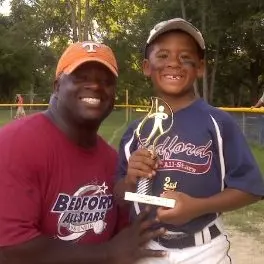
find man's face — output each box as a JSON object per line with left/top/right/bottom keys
{"left": 54, "top": 62, "right": 116, "bottom": 125}
{"left": 143, "top": 31, "right": 204, "bottom": 97}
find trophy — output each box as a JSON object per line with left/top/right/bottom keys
{"left": 124, "top": 97, "right": 176, "bottom": 208}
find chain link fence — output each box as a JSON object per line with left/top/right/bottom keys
{"left": 221, "top": 108, "right": 264, "bottom": 146}
{"left": 0, "top": 104, "right": 264, "bottom": 147}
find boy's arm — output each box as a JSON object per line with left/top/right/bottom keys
{"left": 113, "top": 124, "right": 138, "bottom": 204}
{"left": 157, "top": 113, "right": 264, "bottom": 225}
{"left": 114, "top": 178, "right": 137, "bottom": 205}
{"left": 114, "top": 121, "right": 160, "bottom": 206}
{"left": 157, "top": 189, "right": 260, "bottom": 226}
{"left": 114, "top": 149, "right": 158, "bottom": 206}
{"left": 196, "top": 188, "right": 260, "bottom": 214}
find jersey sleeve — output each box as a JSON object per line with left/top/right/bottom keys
{"left": 115, "top": 121, "right": 139, "bottom": 182}
{"left": 222, "top": 114, "right": 264, "bottom": 196}
{"left": 0, "top": 129, "right": 42, "bottom": 247}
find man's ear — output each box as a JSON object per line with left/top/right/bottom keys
{"left": 142, "top": 59, "right": 151, "bottom": 77}
{"left": 53, "top": 77, "right": 61, "bottom": 98}
{"left": 197, "top": 59, "right": 205, "bottom": 78}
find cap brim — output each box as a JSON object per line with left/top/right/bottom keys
{"left": 147, "top": 20, "right": 205, "bottom": 51}
{"left": 63, "top": 57, "right": 118, "bottom": 77}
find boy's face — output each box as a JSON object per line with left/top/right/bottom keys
{"left": 143, "top": 31, "right": 204, "bottom": 97}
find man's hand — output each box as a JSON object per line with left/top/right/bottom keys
{"left": 108, "top": 208, "right": 166, "bottom": 264}
{"left": 125, "top": 149, "right": 160, "bottom": 187}
{"left": 156, "top": 191, "right": 203, "bottom": 226}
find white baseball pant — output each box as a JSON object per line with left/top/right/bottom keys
{"left": 137, "top": 219, "right": 232, "bottom": 264}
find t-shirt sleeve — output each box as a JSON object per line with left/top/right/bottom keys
{"left": 115, "top": 122, "right": 139, "bottom": 182}
{"left": 0, "top": 130, "right": 42, "bottom": 247}
{"left": 222, "top": 114, "right": 264, "bottom": 196}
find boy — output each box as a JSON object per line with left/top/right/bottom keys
{"left": 114, "top": 18, "right": 264, "bottom": 264}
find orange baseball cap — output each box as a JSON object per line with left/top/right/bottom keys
{"left": 55, "top": 41, "right": 118, "bottom": 79}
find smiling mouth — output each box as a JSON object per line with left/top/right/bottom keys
{"left": 80, "top": 97, "right": 101, "bottom": 106}
{"left": 164, "top": 75, "right": 183, "bottom": 80}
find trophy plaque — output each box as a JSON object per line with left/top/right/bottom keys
{"left": 124, "top": 97, "right": 176, "bottom": 208}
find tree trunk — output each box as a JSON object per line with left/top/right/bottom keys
{"left": 209, "top": 37, "right": 220, "bottom": 103}
{"left": 83, "top": 0, "right": 90, "bottom": 41}
{"left": 249, "top": 58, "right": 262, "bottom": 104}
{"left": 77, "top": 0, "right": 82, "bottom": 41}
{"left": 203, "top": 54, "right": 208, "bottom": 102}
{"left": 201, "top": 0, "right": 208, "bottom": 102}
{"left": 180, "top": 0, "right": 200, "bottom": 97}
{"left": 194, "top": 80, "right": 200, "bottom": 98}
{"left": 68, "top": 0, "right": 78, "bottom": 42}
{"left": 180, "top": 0, "right": 186, "bottom": 19}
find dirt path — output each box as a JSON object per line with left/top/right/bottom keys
{"left": 226, "top": 226, "right": 264, "bottom": 264}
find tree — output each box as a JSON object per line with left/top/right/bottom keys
{"left": 0, "top": 0, "right": 263, "bottom": 106}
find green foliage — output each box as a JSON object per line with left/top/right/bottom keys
{"left": 0, "top": 0, "right": 263, "bottom": 105}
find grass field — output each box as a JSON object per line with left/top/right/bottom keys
{"left": 1, "top": 108, "right": 264, "bottom": 242}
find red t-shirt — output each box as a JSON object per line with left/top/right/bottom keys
{"left": 0, "top": 113, "right": 126, "bottom": 246}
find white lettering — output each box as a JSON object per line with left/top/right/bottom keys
{"left": 82, "top": 42, "right": 100, "bottom": 53}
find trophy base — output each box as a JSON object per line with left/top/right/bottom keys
{"left": 124, "top": 192, "right": 175, "bottom": 208}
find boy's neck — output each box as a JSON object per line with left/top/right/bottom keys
{"left": 156, "top": 92, "right": 198, "bottom": 113}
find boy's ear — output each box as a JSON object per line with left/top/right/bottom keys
{"left": 197, "top": 59, "right": 205, "bottom": 78}
{"left": 142, "top": 59, "right": 151, "bottom": 77}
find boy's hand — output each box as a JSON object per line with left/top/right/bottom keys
{"left": 156, "top": 191, "right": 203, "bottom": 226}
{"left": 125, "top": 149, "right": 160, "bottom": 187}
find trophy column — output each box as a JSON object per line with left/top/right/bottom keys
{"left": 124, "top": 97, "right": 176, "bottom": 209}
{"left": 137, "top": 178, "right": 152, "bottom": 195}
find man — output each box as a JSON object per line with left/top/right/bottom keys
{"left": 0, "top": 41, "right": 165, "bottom": 264}
{"left": 14, "top": 93, "right": 26, "bottom": 119}
{"left": 252, "top": 92, "right": 264, "bottom": 108}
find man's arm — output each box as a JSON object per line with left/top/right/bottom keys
{"left": 0, "top": 210, "right": 165, "bottom": 264}
{"left": 1, "top": 236, "right": 110, "bottom": 264}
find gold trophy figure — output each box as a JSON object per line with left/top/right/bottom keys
{"left": 124, "top": 97, "right": 176, "bottom": 208}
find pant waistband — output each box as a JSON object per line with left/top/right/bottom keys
{"left": 154, "top": 224, "right": 221, "bottom": 249}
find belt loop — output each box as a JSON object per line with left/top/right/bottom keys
{"left": 214, "top": 217, "right": 224, "bottom": 233}
{"left": 194, "top": 231, "right": 203, "bottom": 246}
{"left": 202, "top": 227, "right": 211, "bottom": 243}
